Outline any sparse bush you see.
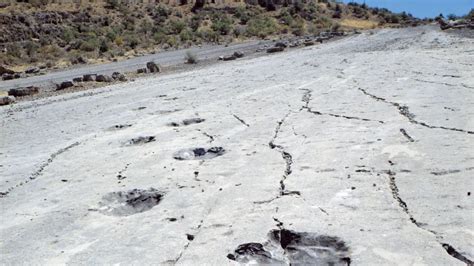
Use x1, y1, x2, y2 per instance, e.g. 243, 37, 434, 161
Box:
169, 19, 186, 34
246, 16, 278, 38
115, 36, 124, 46
185, 51, 197, 64
211, 16, 233, 35
79, 38, 98, 52
180, 28, 194, 42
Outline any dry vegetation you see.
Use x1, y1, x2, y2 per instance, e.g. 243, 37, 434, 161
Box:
0, 0, 423, 70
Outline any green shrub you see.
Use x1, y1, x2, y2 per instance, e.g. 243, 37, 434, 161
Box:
180, 28, 194, 42
169, 19, 186, 34
79, 38, 99, 52
211, 16, 233, 35
246, 16, 278, 38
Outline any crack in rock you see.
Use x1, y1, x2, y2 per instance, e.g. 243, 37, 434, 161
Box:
306, 107, 385, 124
399, 128, 415, 142
385, 170, 473, 265
300, 88, 383, 124
232, 114, 250, 127
171, 219, 205, 264
358, 88, 474, 134
268, 112, 300, 197
1, 141, 80, 198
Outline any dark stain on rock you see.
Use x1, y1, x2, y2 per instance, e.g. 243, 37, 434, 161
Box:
168, 118, 205, 127
173, 147, 225, 160
97, 188, 164, 216
126, 136, 156, 145
228, 229, 351, 265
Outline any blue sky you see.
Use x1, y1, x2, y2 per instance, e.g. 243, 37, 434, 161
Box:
342, 0, 473, 18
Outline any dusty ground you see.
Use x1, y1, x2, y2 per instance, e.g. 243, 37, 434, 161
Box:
1, 25, 473, 265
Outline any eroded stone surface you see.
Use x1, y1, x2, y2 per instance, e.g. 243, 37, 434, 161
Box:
1, 26, 473, 265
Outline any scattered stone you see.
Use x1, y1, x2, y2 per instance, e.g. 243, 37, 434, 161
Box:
2, 73, 15, 80
25, 67, 40, 74
8, 86, 39, 97
173, 147, 225, 160
267, 47, 285, 53
186, 234, 195, 241
112, 72, 127, 81
233, 51, 244, 58
83, 74, 96, 82
0, 96, 15, 106
56, 81, 74, 90
0, 66, 14, 75
304, 40, 315, 46
137, 68, 147, 74
72, 77, 83, 83
97, 188, 164, 216
96, 74, 113, 82
275, 41, 288, 48
223, 55, 237, 61
146, 61, 161, 73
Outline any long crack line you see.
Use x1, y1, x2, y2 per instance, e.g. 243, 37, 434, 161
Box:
1, 141, 81, 198
232, 113, 250, 127
300, 88, 384, 124
268, 112, 300, 197
385, 170, 473, 265
358, 88, 473, 134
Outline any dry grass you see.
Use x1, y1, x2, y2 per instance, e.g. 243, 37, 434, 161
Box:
339, 19, 378, 29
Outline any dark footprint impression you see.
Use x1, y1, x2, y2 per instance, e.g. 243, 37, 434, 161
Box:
97, 188, 164, 216
228, 229, 351, 265
168, 118, 205, 127
126, 136, 156, 145
173, 147, 225, 160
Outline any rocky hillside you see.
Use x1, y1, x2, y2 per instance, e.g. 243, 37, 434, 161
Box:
0, 0, 420, 70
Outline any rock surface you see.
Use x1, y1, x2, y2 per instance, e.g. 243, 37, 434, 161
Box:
0, 26, 473, 265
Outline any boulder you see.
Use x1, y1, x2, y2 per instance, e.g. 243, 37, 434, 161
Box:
275, 42, 288, 48
146, 61, 161, 73
8, 86, 39, 97
56, 81, 74, 90
137, 68, 147, 74
0, 66, 14, 75
304, 40, 315, 46
0, 96, 15, 106
233, 51, 244, 58
96, 74, 113, 82
266, 47, 285, 53
83, 74, 96, 82
112, 72, 127, 81
25, 67, 40, 74
73, 77, 83, 82
2, 74, 14, 80
223, 55, 237, 61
